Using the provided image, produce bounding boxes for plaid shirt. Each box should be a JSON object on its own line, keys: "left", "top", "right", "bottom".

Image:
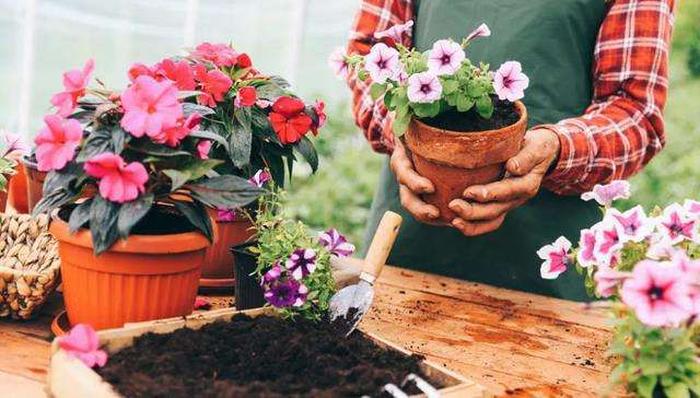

{"left": 346, "top": 0, "right": 675, "bottom": 195}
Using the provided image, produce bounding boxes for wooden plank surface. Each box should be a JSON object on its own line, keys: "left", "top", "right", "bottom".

{"left": 0, "top": 266, "right": 614, "bottom": 397}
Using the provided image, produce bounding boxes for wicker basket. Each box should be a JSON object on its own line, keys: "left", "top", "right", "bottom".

{"left": 0, "top": 213, "right": 61, "bottom": 319}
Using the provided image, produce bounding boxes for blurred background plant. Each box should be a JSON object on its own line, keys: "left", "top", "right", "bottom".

{"left": 0, "top": 0, "right": 698, "bottom": 251}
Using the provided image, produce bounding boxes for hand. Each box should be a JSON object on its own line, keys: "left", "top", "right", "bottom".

{"left": 448, "top": 128, "right": 561, "bottom": 236}
{"left": 390, "top": 138, "right": 441, "bottom": 223}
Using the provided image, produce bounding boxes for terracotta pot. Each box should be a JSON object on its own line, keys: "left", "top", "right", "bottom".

{"left": 0, "top": 189, "right": 7, "bottom": 213}
{"left": 22, "top": 157, "right": 47, "bottom": 213}
{"left": 231, "top": 242, "right": 265, "bottom": 310}
{"left": 7, "top": 163, "right": 28, "bottom": 213}
{"left": 404, "top": 101, "right": 528, "bottom": 223}
{"left": 200, "top": 218, "right": 255, "bottom": 289}
{"left": 49, "top": 217, "right": 210, "bottom": 330}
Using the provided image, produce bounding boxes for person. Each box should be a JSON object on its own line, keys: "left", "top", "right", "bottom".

{"left": 345, "top": 0, "right": 675, "bottom": 300}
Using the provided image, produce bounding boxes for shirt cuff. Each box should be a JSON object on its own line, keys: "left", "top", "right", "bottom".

{"left": 534, "top": 124, "right": 582, "bottom": 195}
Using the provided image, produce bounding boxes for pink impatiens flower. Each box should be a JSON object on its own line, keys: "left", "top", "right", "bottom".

{"left": 493, "top": 61, "right": 529, "bottom": 102}
{"left": 190, "top": 42, "right": 239, "bottom": 67}
{"left": 248, "top": 169, "right": 271, "bottom": 188}
{"left": 374, "top": 20, "right": 414, "bottom": 45}
{"left": 657, "top": 203, "right": 698, "bottom": 244}
{"left": 407, "top": 71, "right": 443, "bottom": 103}
{"left": 621, "top": 260, "right": 693, "bottom": 327}
{"left": 537, "top": 236, "right": 572, "bottom": 279}
{"left": 607, "top": 205, "right": 653, "bottom": 243}
{"left": 594, "top": 265, "right": 630, "bottom": 298}
{"left": 50, "top": 59, "right": 95, "bottom": 117}
{"left": 196, "top": 140, "right": 212, "bottom": 159}
{"left": 319, "top": 229, "right": 355, "bottom": 257}
{"left": 152, "top": 113, "right": 201, "bottom": 147}
{"left": 157, "top": 58, "right": 196, "bottom": 91}
{"left": 427, "top": 39, "right": 465, "bottom": 76}
{"left": 84, "top": 153, "right": 148, "bottom": 203}
{"left": 58, "top": 324, "right": 108, "bottom": 368}
{"left": 328, "top": 47, "right": 350, "bottom": 80}
{"left": 364, "top": 43, "right": 401, "bottom": 84}
{"left": 580, "top": 180, "right": 631, "bottom": 207}
{"left": 576, "top": 228, "right": 598, "bottom": 268}
{"left": 34, "top": 115, "right": 83, "bottom": 172}
{"left": 120, "top": 75, "right": 182, "bottom": 138}
{"left": 194, "top": 64, "right": 233, "bottom": 108}
{"left": 465, "top": 23, "right": 491, "bottom": 43}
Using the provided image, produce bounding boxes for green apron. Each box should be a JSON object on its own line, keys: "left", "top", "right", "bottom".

{"left": 363, "top": 0, "right": 609, "bottom": 301}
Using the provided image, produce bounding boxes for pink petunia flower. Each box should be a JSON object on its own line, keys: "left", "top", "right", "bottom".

{"left": 193, "top": 64, "right": 233, "bottom": 108}
{"left": 261, "top": 263, "right": 283, "bottom": 286}
{"left": 465, "top": 23, "right": 491, "bottom": 43}
{"left": 607, "top": 205, "right": 653, "bottom": 243}
{"left": 196, "top": 140, "right": 212, "bottom": 159}
{"left": 156, "top": 59, "right": 196, "bottom": 91}
{"left": 646, "top": 232, "right": 676, "bottom": 260}
{"left": 1, "top": 130, "right": 29, "bottom": 160}
{"left": 364, "top": 43, "right": 401, "bottom": 84}
{"left": 190, "top": 42, "right": 239, "bottom": 67}
{"left": 216, "top": 208, "right": 237, "bottom": 223}
{"left": 58, "top": 324, "right": 108, "bottom": 368}
{"left": 656, "top": 203, "right": 698, "bottom": 244}
{"left": 374, "top": 20, "right": 414, "bottom": 45}
{"left": 328, "top": 47, "right": 350, "bottom": 80}
{"left": 84, "top": 153, "right": 149, "bottom": 203}
{"left": 537, "top": 236, "right": 572, "bottom": 280}
{"left": 594, "top": 265, "right": 630, "bottom": 298}
{"left": 621, "top": 260, "right": 693, "bottom": 327}
{"left": 50, "top": 59, "right": 95, "bottom": 117}
{"left": 151, "top": 113, "right": 201, "bottom": 147}
{"left": 319, "top": 228, "right": 355, "bottom": 257}
{"left": 120, "top": 75, "right": 182, "bottom": 138}
{"left": 593, "top": 218, "right": 623, "bottom": 267}
{"left": 671, "top": 250, "right": 700, "bottom": 315}
{"left": 576, "top": 228, "right": 598, "bottom": 268}
{"left": 285, "top": 248, "right": 317, "bottom": 280}
{"left": 427, "top": 39, "right": 465, "bottom": 76}
{"left": 580, "top": 180, "right": 631, "bottom": 207}
{"left": 493, "top": 61, "right": 529, "bottom": 102}
{"left": 264, "top": 278, "right": 308, "bottom": 308}
{"left": 248, "top": 169, "right": 271, "bottom": 188}
{"left": 34, "top": 115, "right": 83, "bottom": 172}
{"left": 684, "top": 199, "right": 700, "bottom": 217}
{"left": 407, "top": 71, "right": 443, "bottom": 103}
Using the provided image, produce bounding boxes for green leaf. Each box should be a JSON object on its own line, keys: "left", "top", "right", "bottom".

{"left": 636, "top": 375, "right": 658, "bottom": 398}
{"left": 370, "top": 83, "right": 387, "bottom": 100}
{"left": 68, "top": 199, "right": 93, "bottom": 233}
{"left": 136, "top": 140, "right": 191, "bottom": 157}
{"left": 163, "top": 169, "right": 190, "bottom": 191}
{"left": 476, "top": 96, "right": 494, "bottom": 119}
{"left": 256, "top": 81, "right": 286, "bottom": 101}
{"left": 116, "top": 194, "right": 154, "bottom": 238}
{"left": 89, "top": 195, "right": 120, "bottom": 255}
{"left": 294, "top": 136, "right": 319, "bottom": 173}
{"left": 76, "top": 125, "right": 128, "bottom": 162}
{"left": 411, "top": 101, "right": 440, "bottom": 118}
{"left": 163, "top": 159, "right": 223, "bottom": 191}
{"left": 456, "top": 95, "right": 475, "bottom": 112}
{"left": 186, "top": 175, "right": 264, "bottom": 209}
{"left": 269, "top": 75, "right": 290, "bottom": 89}
{"left": 442, "top": 79, "right": 459, "bottom": 95}
{"left": 182, "top": 102, "right": 215, "bottom": 118}
{"left": 32, "top": 187, "right": 78, "bottom": 216}
{"left": 174, "top": 201, "right": 213, "bottom": 242}
{"left": 392, "top": 112, "right": 410, "bottom": 135}
{"left": 229, "top": 107, "right": 253, "bottom": 168}
{"left": 264, "top": 151, "right": 286, "bottom": 187}
{"left": 188, "top": 129, "right": 230, "bottom": 151}
{"left": 43, "top": 163, "right": 81, "bottom": 196}
{"left": 640, "top": 355, "right": 672, "bottom": 375}
{"left": 665, "top": 383, "right": 690, "bottom": 398}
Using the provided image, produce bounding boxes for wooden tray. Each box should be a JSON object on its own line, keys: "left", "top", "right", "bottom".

{"left": 48, "top": 307, "right": 490, "bottom": 397}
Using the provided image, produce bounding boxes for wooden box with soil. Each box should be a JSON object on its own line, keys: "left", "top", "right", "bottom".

{"left": 48, "top": 307, "right": 489, "bottom": 397}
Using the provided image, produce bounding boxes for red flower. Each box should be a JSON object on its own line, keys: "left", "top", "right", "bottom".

{"left": 193, "top": 64, "right": 232, "bottom": 107}
{"left": 237, "top": 53, "right": 253, "bottom": 69}
{"left": 235, "top": 86, "right": 257, "bottom": 108}
{"left": 311, "top": 100, "right": 326, "bottom": 135}
{"left": 190, "top": 42, "right": 238, "bottom": 67}
{"left": 128, "top": 63, "right": 157, "bottom": 82}
{"left": 157, "top": 59, "right": 196, "bottom": 91}
{"left": 268, "top": 96, "right": 312, "bottom": 145}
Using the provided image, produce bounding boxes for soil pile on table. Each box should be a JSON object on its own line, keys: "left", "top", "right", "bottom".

{"left": 422, "top": 98, "right": 519, "bottom": 132}
{"left": 98, "top": 314, "right": 444, "bottom": 397}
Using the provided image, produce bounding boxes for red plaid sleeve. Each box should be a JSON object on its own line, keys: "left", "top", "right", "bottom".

{"left": 346, "top": 0, "right": 414, "bottom": 154}
{"left": 539, "top": 0, "right": 676, "bottom": 194}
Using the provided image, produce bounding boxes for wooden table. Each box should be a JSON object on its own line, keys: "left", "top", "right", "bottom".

{"left": 0, "top": 266, "right": 613, "bottom": 397}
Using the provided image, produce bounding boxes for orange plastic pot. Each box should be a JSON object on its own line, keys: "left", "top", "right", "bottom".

{"left": 22, "top": 157, "right": 47, "bottom": 213}
{"left": 7, "top": 163, "right": 28, "bottom": 213}
{"left": 200, "top": 217, "right": 255, "bottom": 289}
{"left": 405, "top": 101, "right": 528, "bottom": 223}
{"left": 50, "top": 217, "right": 210, "bottom": 330}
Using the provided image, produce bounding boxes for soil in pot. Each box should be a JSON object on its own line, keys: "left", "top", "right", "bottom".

{"left": 98, "top": 314, "right": 443, "bottom": 397}
{"left": 422, "top": 99, "right": 519, "bottom": 132}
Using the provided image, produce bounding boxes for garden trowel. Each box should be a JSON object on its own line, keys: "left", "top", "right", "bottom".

{"left": 329, "top": 211, "right": 403, "bottom": 337}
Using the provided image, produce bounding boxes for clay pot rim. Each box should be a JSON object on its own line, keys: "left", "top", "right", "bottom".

{"left": 50, "top": 215, "right": 211, "bottom": 254}
{"left": 411, "top": 100, "right": 527, "bottom": 138}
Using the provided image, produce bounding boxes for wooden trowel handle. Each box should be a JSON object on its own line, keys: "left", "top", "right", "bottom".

{"left": 361, "top": 211, "right": 403, "bottom": 283}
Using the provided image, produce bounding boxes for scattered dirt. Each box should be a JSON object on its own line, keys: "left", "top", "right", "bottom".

{"left": 98, "top": 314, "right": 445, "bottom": 397}
{"left": 421, "top": 98, "right": 519, "bottom": 132}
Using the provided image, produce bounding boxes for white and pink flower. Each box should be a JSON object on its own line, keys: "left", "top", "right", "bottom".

{"left": 537, "top": 236, "right": 572, "bottom": 279}
{"left": 683, "top": 199, "right": 700, "bottom": 217}
{"left": 319, "top": 229, "right": 355, "bottom": 257}
{"left": 328, "top": 47, "right": 350, "bottom": 80}
{"left": 427, "top": 39, "right": 465, "bottom": 76}
{"left": 576, "top": 228, "right": 598, "bottom": 268}
{"left": 465, "top": 23, "right": 491, "bottom": 43}
{"left": 374, "top": 20, "right": 414, "bottom": 44}
{"left": 594, "top": 265, "right": 630, "bottom": 298}
{"left": 493, "top": 61, "right": 529, "bottom": 102}
{"left": 249, "top": 169, "right": 271, "bottom": 188}
{"left": 592, "top": 218, "right": 623, "bottom": 267}
{"left": 580, "top": 180, "right": 631, "bottom": 207}
{"left": 656, "top": 203, "right": 698, "bottom": 244}
{"left": 58, "top": 324, "right": 108, "bottom": 368}
{"left": 364, "top": 43, "right": 401, "bottom": 84}
{"left": 407, "top": 71, "right": 442, "bottom": 103}
{"left": 606, "top": 205, "right": 653, "bottom": 243}
{"left": 285, "top": 248, "right": 317, "bottom": 280}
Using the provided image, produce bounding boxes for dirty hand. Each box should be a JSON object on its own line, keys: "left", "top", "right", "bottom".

{"left": 448, "top": 128, "right": 561, "bottom": 236}
{"left": 390, "top": 138, "right": 441, "bottom": 223}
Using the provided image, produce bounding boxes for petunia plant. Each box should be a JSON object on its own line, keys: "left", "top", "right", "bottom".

{"left": 249, "top": 188, "right": 355, "bottom": 321}
{"left": 537, "top": 181, "right": 700, "bottom": 397}
{"left": 0, "top": 130, "right": 29, "bottom": 192}
{"left": 331, "top": 22, "right": 528, "bottom": 134}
